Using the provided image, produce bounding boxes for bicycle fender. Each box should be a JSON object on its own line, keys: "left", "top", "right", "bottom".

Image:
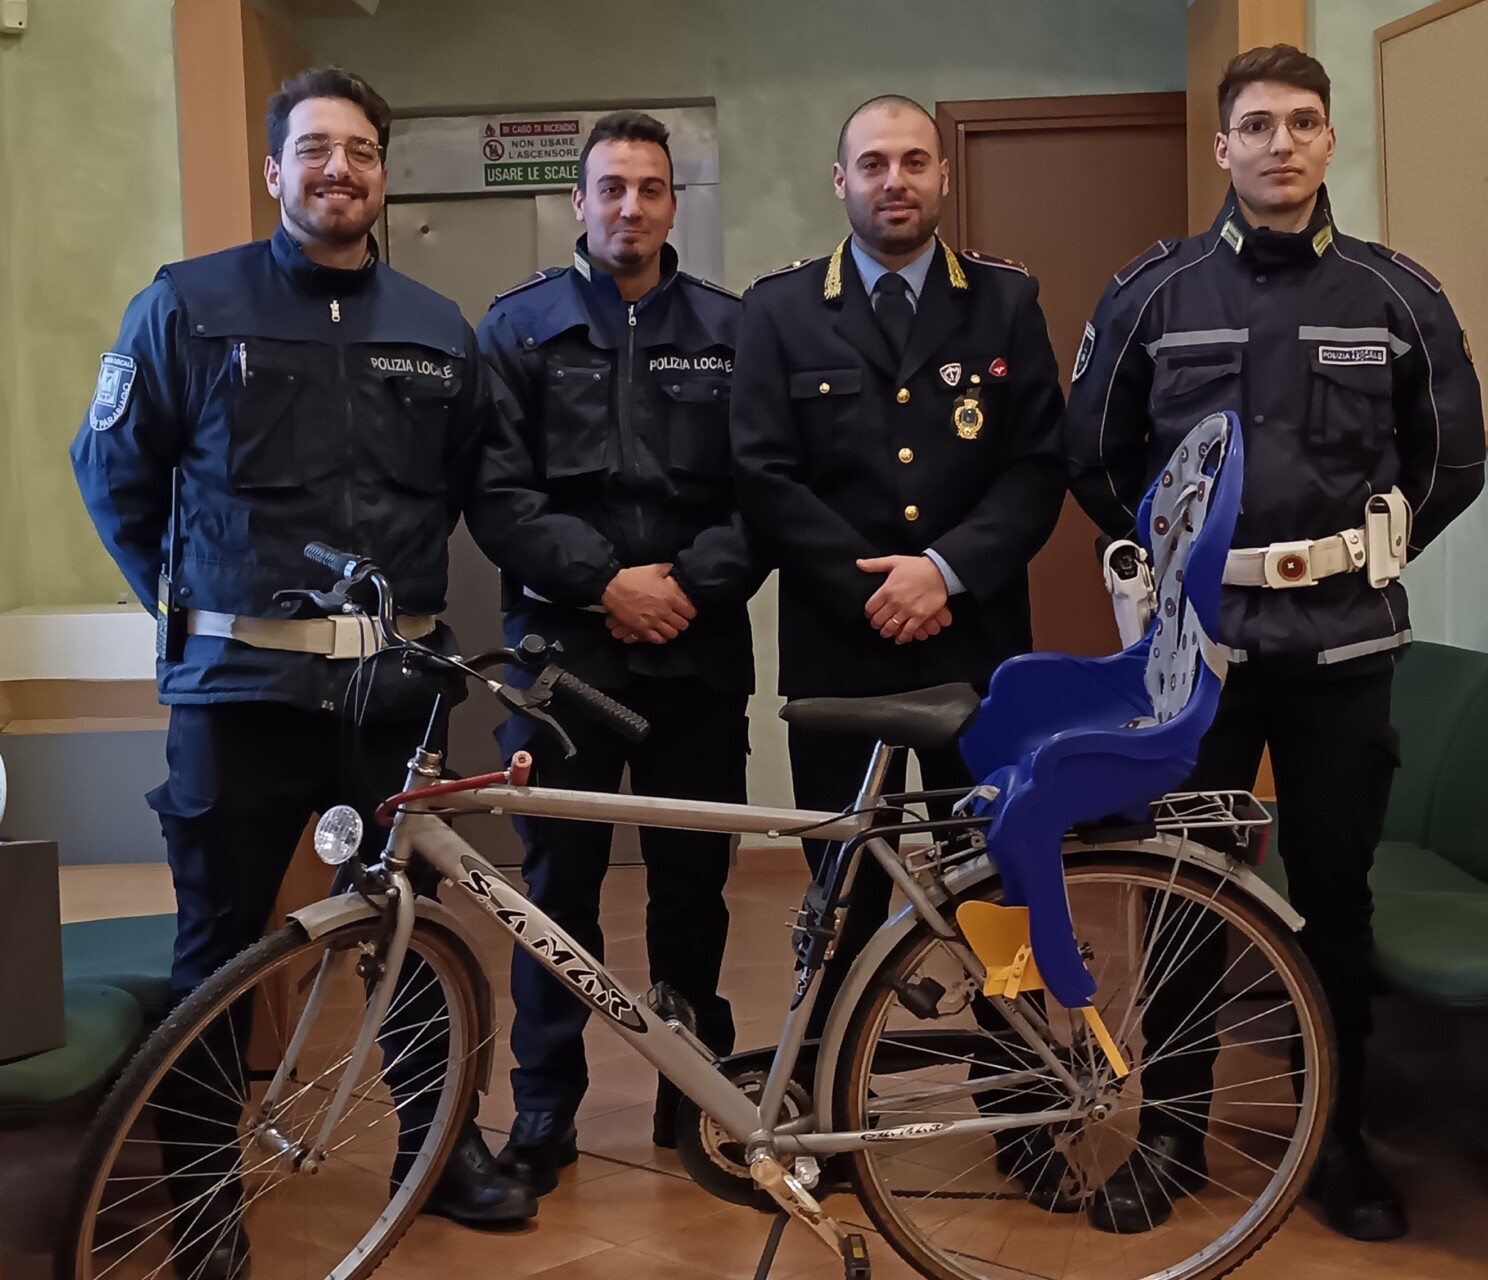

{"left": 287, "top": 892, "right": 498, "bottom": 1094}
{"left": 810, "top": 837, "right": 1302, "bottom": 1127}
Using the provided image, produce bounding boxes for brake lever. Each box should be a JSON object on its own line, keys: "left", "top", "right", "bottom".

{"left": 273, "top": 585, "right": 352, "bottom": 615}
{"left": 497, "top": 684, "right": 577, "bottom": 759}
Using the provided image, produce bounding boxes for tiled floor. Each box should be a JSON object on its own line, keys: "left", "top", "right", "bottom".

{"left": 7, "top": 851, "right": 1488, "bottom": 1279}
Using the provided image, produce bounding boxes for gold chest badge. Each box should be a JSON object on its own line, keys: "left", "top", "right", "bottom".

{"left": 953, "top": 372, "right": 984, "bottom": 440}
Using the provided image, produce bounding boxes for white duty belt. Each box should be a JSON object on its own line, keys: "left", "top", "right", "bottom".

{"left": 188, "top": 611, "right": 437, "bottom": 659}
{"left": 1222, "top": 488, "right": 1411, "bottom": 590}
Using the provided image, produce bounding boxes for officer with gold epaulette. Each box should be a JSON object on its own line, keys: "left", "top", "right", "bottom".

{"left": 730, "top": 93, "right": 1067, "bottom": 1197}
{"left": 1065, "top": 46, "right": 1483, "bottom": 1243}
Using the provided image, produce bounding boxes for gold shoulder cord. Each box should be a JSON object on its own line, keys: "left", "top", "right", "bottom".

{"left": 823, "top": 239, "right": 846, "bottom": 301}
{"left": 943, "top": 239, "right": 968, "bottom": 290}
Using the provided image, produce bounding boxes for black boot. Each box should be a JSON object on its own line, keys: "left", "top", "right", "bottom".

{"left": 1088, "top": 1130, "right": 1208, "bottom": 1234}
{"left": 1305, "top": 1132, "right": 1407, "bottom": 1241}
{"left": 418, "top": 1125, "right": 537, "bottom": 1227}
{"left": 493, "top": 1112, "right": 580, "bottom": 1196}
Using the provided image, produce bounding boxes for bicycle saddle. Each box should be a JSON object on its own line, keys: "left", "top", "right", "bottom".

{"left": 780, "top": 683, "right": 981, "bottom": 751}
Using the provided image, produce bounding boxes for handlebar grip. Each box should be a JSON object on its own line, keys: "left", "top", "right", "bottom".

{"left": 304, "top": 542, "right": 366, "bottom": 579}
{"left": 551, "top": 670, "right": 651, "bottom": 743}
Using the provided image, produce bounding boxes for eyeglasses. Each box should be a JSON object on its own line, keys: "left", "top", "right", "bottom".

{"left": 1227, "top": 111, "right": 1327, "bottom": 149}
{"left": 292, "top": 134, "right": 385, "bottom": 170}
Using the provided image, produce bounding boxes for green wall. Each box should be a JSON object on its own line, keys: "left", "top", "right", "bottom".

{"left": 290, "top": 0, "right": 1189, "bottom": 292}
{"left": 0, "top": 0, "right": 183, "bottom": 612}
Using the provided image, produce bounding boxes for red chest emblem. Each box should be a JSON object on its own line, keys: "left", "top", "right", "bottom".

{"left": 988, "top": 358, "right": 1008, "bottom": 379}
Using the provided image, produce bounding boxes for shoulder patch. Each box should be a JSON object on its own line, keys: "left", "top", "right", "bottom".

{"left": 751, "top": 257, "right": 816, "bottom": 286}
{"left": 1368, "top": 242, "right": 1442, "bottom": 293}
{"left": 961, "top": 249, "right": 1028, "bottom": 275}
{"left": 493, "top": 267, "right": 564, "bottom": 303}
{"left": 89, "top": 353, "right": 137, "bottom": 431}
{"left": 1114, "top": 239, "right": 1175, "bottom": 289}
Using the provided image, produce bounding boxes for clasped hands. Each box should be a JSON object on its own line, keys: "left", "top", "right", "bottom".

{"left": 603, "top": 563, "right": 696, "bottom": 644}
{"left": 858, "top": 555, "right": 952, "bottom": 644}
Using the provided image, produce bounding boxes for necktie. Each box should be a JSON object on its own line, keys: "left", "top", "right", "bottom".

{"left": 872, "top": 272, "right": 914, "bottom": 360}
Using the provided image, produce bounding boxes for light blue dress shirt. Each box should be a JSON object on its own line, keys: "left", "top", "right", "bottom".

{"left": 848, "top": 237, "right": 966, "bottom": 597}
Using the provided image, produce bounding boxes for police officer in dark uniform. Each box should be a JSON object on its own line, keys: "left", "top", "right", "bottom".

{"left": 70, "top": 69, "right": 535, "bottom": 1270}
{"left": 732, "top": 93, "right": 1066, "bottom": 997}
{"left": 1065, "top": 46, "right": 1484, "bottom": 1241}
{"left": 466, "top": 111, "right": 758, "bottom": 1196}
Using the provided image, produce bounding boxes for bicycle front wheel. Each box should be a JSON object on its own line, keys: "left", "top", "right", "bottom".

{"left": 836, "top": 853, "right": 1332, "bottom": 1280}
{"left": 64, "top": 913, "right": 483, "bottom": 1280}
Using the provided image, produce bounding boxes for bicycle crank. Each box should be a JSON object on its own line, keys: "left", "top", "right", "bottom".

{"left": 748, "top": 1153, "right": 869, "bottom": 1275}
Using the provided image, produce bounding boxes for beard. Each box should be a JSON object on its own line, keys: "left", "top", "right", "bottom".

{"left": 846, "top": 193, "right": 941, "bottom": 257}
{"left": 283, "top": 185, "right": 380, "bottom": 248}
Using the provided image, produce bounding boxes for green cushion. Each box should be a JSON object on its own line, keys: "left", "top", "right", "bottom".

{"left": 1382, "top": 641, "right": 1488, "bottom": 844}
{"left": 1421, "top": 679, "right": 1488, "bottom": 882}
{"left": 0, "top": 983, "right": 143, "bottom": 1123}
{"left": 61, "top": 914, "right": 176, "bottom": 1020}
{"left": 1373, "top": 889, "right": 1488, "bottom": 1006}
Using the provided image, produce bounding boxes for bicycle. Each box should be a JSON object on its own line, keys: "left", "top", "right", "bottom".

{"left": 65, "top": 508, "right": 1332, "bottom": 1280}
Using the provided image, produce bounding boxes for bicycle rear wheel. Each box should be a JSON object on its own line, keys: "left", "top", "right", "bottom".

{"left": 64, "top": 913, "right": 482, "bottom": 1280}
{"left": 836, "top": 854, "right": 1332, "bottom": 1280}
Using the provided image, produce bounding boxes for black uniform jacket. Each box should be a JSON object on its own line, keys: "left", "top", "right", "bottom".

{"left": 731, "top": 237, "right": 1066, "bottom": 699}
{"left": 70, "top": 227, "right": 484, "bottom": 716}
{"left": 1065, "top": 190, "right": 1484, "bottom": 665}
{"left": 468, "top": 240, "right": 761, "bottom": 694}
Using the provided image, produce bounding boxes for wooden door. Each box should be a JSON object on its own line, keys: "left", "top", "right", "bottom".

{"left": 937, "top": 93, "right": 1187, "bottom": 657}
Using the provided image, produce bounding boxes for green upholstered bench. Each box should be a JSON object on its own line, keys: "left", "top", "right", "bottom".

{"left": 0, "top": 913, "right": 175, "bottom": 1124}
{"left": 0, "top": 984, "right": 144, "bottom": 1125}
{"left": 60, "top": 913, "right": 176, "bottom": 1021}
{"left": 1255, "top": 641, "right": 1488, "bottom": 1006}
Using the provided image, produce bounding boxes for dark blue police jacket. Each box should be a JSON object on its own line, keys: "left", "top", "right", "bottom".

{"left": 70, "top": 226, "right": 488, "bottom": 714}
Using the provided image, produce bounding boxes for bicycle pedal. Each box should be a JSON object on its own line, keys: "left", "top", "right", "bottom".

{"left": 841, "top": 1233, "right": 871, "bottom": 1278}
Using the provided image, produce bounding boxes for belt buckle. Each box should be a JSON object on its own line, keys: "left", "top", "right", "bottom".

{"left": 1263, "top": 541, "right": 1316, "bottom": 589}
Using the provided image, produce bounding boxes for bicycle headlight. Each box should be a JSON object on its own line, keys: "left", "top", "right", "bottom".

{"left": 313, "top": 805, "right": 364, "bottom": 866}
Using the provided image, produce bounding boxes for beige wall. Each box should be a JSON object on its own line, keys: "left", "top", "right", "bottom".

{"left": 0, "top": 0, "right": 184, "bottom": 612}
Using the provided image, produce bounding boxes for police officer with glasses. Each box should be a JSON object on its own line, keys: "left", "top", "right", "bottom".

{"left": 1065, "top": 44, "right": 1484, "bottom": 1242}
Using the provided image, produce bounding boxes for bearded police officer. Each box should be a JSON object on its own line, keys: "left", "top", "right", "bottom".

{"left": 730, "top": 96, "right": 1067, "bottom": 1202}
{"left": 467, "top": 111, "right": 758, "bottom": 1196}
{"left": 71, "top": 69, "right": 535, "bottom": 1273}
{"left": 1065, "top": 46, "right": 1484, "bottom": 1241}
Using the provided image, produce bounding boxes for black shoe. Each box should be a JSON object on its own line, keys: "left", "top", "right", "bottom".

{"left": 654, "top": 1079, "right": 680, "bottom": 1149}
{"left": 493, "top": 1112, "right": 579, "bottom": 1197}
{"left": 1305, "top": 1134, "right": 1407, "bottom": 1241}
{"left": 420, "top": 1126, "right": 537, "bottom": 1227}
{"left": 1089, "top": 1130, "right": 1208, "bottom": 1234}
{"left": 994, "top": 1129, "right": 1081, "bottom": 1213}
{"left": 171, "top": 1220, "right": 250, "bottom": 1280}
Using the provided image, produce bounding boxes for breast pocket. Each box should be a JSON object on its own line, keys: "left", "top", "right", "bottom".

{"left": 542, "top": 362, "right": 611, "bottom": 479}
{"left": 381, "top": 366, "right": 463, "bottom": 494}
{"left": 1149, "top": 352, "right": 1242, "bottom": 451}
{"left": 1306, "top": 351, "right": 1393, "bottom": 453}
{"left": 661, "top": 376, "right": 731, "bottom": 478}
{"left": 227, "top": 341, "right": 333, "bottom": 490}
{"left": 788, "top": 366, "right": 863, "bottom": 458}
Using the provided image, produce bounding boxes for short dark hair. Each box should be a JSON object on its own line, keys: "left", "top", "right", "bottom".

{"left": 266, "top": 67, "right": 392, "bottom": 161}
{"left": 577, "top": 111, "right": 674, "bottom": 191}
{"left": 837, "top": 95, "right": 940, "bottom": 166}
{"left": 1217, "top": 45, "right": 1330, "bottom": 131}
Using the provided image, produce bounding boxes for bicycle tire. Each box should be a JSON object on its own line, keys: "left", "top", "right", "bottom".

{"left": 62, "top": 913, "right": 483, "bottom": 1280}
{"left": 835, "top": 853, "right": 1333, "bottom": 1280}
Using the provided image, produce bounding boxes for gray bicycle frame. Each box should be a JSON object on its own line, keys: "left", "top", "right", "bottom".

{"left": 265, "top": 741, "right": 1299, "bottom": 1168}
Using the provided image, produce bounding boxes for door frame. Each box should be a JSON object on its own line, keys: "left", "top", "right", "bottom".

{"left": 935, "top": 93, "right": 1188, "bottom": 250}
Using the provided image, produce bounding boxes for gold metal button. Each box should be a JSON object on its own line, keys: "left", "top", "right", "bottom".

{"left": 898, "top": 447, "right": 914, "bottom": 464}
{"left": 896, "top": 387, "right": 911, "bottom": 404}
{"left": 904, "top": 504, "right": 920, "bottom": 521}
{"left": 819, "top": 382, "right": 831, "bottom": 394}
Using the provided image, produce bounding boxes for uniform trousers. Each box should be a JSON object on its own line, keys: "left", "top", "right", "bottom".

{"left": 788, "top": 725, "right": 973, "bottom": 1035}
{"left": 497, "top": 678, "right": 748, "bottom": 1120}
{"left": 1141, "top": 660, "right": 1397, "bottom": 1138}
